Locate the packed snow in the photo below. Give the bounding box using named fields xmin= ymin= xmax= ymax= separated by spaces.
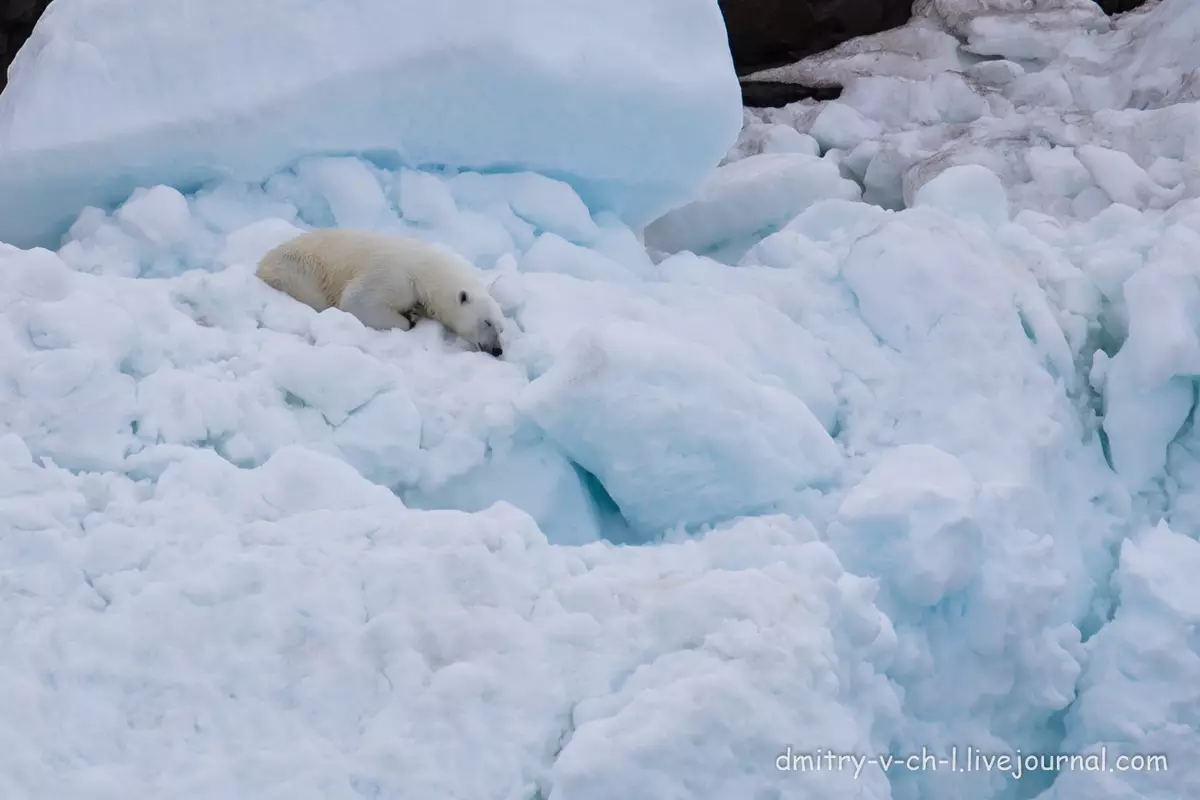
xmin=1 ymin=0 xmax=1199 ymax=798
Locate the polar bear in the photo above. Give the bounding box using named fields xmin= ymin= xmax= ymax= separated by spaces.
xmin=256 ymin=228 xmax=505 ymax=356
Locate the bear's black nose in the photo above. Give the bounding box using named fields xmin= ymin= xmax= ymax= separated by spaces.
xmin=489 ymin=345 xmax=503 ymax=357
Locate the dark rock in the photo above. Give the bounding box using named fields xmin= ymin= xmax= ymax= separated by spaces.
xmin=739 ymin=80 xmax=842 ymax=108
xmin=718 ymin=0 xmax=913 ymax=78
xmin=1093 ymin=0 xmax=1146 ymax=12
xmin=1 ymin=0 xmax=50 ymax=92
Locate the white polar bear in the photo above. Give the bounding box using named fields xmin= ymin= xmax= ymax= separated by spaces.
xmin=256 ymin=228 xmax=506 ymax=356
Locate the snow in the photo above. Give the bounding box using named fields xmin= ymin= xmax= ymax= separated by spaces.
xmin=2 ymin=0 xmax=1200 ymax=797
xmin=642 ymin=152 xmax=862 ymax=257
xmin=517 ymin=319 xmax=842 ymax=534
xmin=1037 ymin=521 xmax=1200 ymax=800
xmin=833 ymin=444 xmax=983 ymax=607
xmin=809 ymin=102 xmax=886 ymax=151
xmin=759 ymin=125 xmax=822 ymax=157
xmin=912 ymin=162 xmax=1010 ymax=227
xmin=0 ymin=0 xmax=743 ymax=250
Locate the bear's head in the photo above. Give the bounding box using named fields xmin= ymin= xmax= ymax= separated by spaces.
xmin=445 ymin=286 xmax=505 ymax=357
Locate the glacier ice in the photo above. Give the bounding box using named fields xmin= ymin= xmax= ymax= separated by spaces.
xmin=0 ymin=0 xmax=742 ymax=249
xmin=517 ymin=319 xmax=842 ymax=535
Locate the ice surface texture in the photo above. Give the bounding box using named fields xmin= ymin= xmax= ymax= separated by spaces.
xmin=0 ymin=150 xmax=1132 ymax=800
xmin=0 ymin=0 xmax=743 ymax=249
xmin=0 ymin=0 xmax=1199 ymax=798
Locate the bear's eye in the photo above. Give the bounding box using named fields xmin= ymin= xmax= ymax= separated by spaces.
xmin=484 ymin=320 xmax=494 ymax=329
xmin=458 ymin=290 xmax=469 ymax=305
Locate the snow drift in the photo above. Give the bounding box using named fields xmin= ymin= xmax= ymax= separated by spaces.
xmin=0 ymin=0 xmax=743 ymax=249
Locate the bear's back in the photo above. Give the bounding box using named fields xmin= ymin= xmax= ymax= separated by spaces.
xmin=258 ymin=228 xmax=402 ymax=309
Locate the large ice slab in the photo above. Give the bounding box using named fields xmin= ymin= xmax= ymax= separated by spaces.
xmin=0 ymin=0 xmax=742 ymax=248
xmin=517 ymin=319 xmax=842 ymax=535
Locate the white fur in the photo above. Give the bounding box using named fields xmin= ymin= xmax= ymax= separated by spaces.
xmin=256 ymin=229 xmax=505 ymax=355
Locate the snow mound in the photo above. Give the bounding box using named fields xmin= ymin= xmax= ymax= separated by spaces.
xmin=642 ymin=152 xmax=861 ymax=258
xmin=834 ymin=444 xmax=983 ymax=607
xmin=912 ymin=163 xmax=1010 ymax=228
xmin=0 ymin=0 xmax=742 ymax=249
xmin=517 ymin=319 xmax=842 ymax=534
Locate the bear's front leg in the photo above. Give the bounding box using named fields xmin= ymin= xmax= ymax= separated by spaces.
xmin=340 ymin=279 xmax=413 ymax=331
xmin=388 ymin=310 xmax=415 ymax=331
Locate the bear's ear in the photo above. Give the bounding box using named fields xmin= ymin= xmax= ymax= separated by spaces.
xmin=458 ymin=290 xmax=469 ymax=305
